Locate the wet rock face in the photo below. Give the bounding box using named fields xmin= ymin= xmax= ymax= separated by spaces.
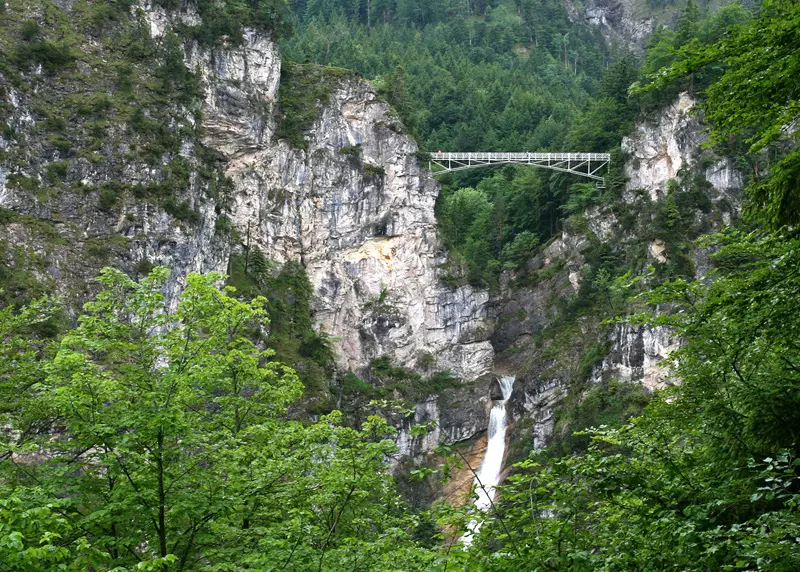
xmin=516 ymin=377 xmax=563 ymax=452
xmin=592 ymin=324 xmax=680 ymax=390
xmin=705 ymin=157 xmax=744 ymax=200
xmin=392 ymin=374 xmax=496 ymax=465
xmin=488 ymin=378 xmax=506 ymax=401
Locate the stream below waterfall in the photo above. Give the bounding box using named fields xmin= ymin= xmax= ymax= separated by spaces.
xmin=461 ymin=375 xmax=515 ymax=546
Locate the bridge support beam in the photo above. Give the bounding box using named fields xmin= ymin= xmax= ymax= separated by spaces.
xmin=428 ymin=152 xmax=611 ymax=185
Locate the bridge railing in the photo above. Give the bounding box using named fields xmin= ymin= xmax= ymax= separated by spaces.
xmin=427 ymin=152 xmax=611 ymax=184
xmin=429 ymin=152 xmax=611 ymax=161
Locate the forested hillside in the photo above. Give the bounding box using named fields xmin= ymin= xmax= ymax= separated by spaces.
xmin=285 ymin=0 xmax=609 ymax=151
xmin=1 ymin=0 xmax=799 ymax=570
xmin=284 ymin=0 xmax=752 ymax=285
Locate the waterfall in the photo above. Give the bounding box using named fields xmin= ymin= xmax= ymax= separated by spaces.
xmin=461 ymin=375 xmax=515 ymax=547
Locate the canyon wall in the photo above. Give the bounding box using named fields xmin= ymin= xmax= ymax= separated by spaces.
xmin=0 ymin=2 xmax=493 ymax=384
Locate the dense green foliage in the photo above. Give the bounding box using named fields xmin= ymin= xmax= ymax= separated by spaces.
xmin=285 ymin=0 xmax=609 ymax=150
xmin=0 ymin=269 xmax=434 ymax=570
xmin=636 ymin=0 xmax=800 ymax=229
xmin=429 ymin=0 xmax=759 ymax=286
xmin=464 ymin=232 xmax=800 ymax=570
xmin=228 ymin=249 xmax=336 ymax=410
xmin=11 ymin=244 xmax=794 ymax=570
xmin=634 ymin=0 xmax=753 ymax=109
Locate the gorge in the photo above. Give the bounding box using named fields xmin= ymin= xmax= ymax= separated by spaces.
xmin=1 ymin=0 xmax=798 ymax=570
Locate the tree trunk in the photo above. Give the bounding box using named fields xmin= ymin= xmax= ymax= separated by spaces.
xmin=157 ymin=428 xmax=168 ymax=569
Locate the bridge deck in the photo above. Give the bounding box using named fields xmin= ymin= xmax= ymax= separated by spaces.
xmin=428 ymin=152 xmax=611 ymax=183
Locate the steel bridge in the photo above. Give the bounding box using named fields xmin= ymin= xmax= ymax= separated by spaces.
xmin=428 ymin=152 xmax=611 ymax=185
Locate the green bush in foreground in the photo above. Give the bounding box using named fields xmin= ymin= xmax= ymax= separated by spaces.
xmin=460 ymin=231 xmax=800 ymax=570
xmin=0 ymin=268 xmax=434 ymax=570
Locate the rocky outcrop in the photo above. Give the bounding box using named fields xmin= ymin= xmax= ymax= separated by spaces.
xmin=489 ymin=230 xmax=588 ymax=353
xmin=0 ymin=2 xmax=493 ymax=383
xmin=518 ymin=378 xmax=563 ymax=452
xmin=393 ymin=375 xmax=495 ymax=464
xmin=705 ymin=157 xmax=744 ymax=200
xmin=591 ymin=323 xmax=679 ymax=390
xmin=570 ymin=0 xmax=740 ymax=52
xmin=621 ymin=93 xmax=699 ymax=200
xmin=568 ymin=0 xmax=655 ymax=50
xmin=621 ymin=93 xmax=743 ymax=203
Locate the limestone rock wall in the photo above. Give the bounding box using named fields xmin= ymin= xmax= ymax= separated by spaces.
xmin=490 ymin=93 xmax=743 ymax=453
xmin=621 ymin=94 xmax=744 ymax=203
xmin=148 ymin=4 xmax=496 ymax=381
xmin=570 ymin=0 xmax=744 ymax=52
xmin=0 ymin=2 xmax=493 ymax=385
xmin=591 ymin=323 xmax=680 ymax=390
xmin=621 ymin=93 xmax=700 ymax=200
xmin=566 ymin=0 xmax=655 ymax=50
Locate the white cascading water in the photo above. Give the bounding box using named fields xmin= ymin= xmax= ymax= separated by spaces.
xmin=461 ymin=375 xmax=515 ymax=547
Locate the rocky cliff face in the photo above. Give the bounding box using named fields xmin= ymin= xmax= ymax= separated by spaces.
xmin=571 ymin=0 xmax=745 ymax=51
xmin=491 ymin=92 xmax=742 ymax=452
xmin=144 ymin=3 xmax=494 ymax=381
xmin=621 ymin=92 xmax=743 ymax=205
xmin=0 ymin=2 xmax=493 ymax=384
xmin=591 ymin=323 xmax=679 ymax=390
xmin=155 ymin=2 xmax=493 ymax=381
xmin=622 ymin=93 xmax=700 ymax=200
xmin=566 ymin=0 xmax=655 ymax=50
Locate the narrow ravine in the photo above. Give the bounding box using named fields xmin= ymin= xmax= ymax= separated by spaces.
xmin=461 ymin=375 xmax=515 ymax=546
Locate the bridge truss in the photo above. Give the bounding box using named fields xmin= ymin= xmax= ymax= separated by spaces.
xmin=429 ymin=152 xmax=611 ymax=185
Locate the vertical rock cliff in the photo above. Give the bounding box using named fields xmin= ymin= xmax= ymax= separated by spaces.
xmin=621 ymin=92 xmax=743 ymax=205
xmin=566 ymin=0 xmax=655 ymax=50
xmin=170 ymin=6 xmax=495 ymax=381
xmin=491 ymin=92 xmax=741 ymax=451
xmin=0 ymin=1 xmax=493 ymax=384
